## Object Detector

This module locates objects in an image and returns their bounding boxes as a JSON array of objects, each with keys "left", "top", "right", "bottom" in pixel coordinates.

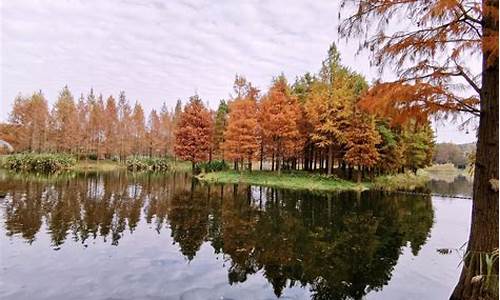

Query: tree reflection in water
[{"left": 0, "top": 171, "right": 434, "bottom": 299}]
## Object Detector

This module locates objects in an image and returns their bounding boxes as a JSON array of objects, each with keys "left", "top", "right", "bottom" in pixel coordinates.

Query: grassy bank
[
  {"left": 372, "top": 171, "right": 430, "bottom": 191},
  {"left": 423, "top": 163, "right": 472, "bottom": 182},
  {"left": 70, "top": 160, "right": 125, "bottom": 172},
  {"left": 198, "top": 170, "right": 432, "bottom": 192},
  {"left": 197, "top": 170, "right": 368, "bottom": 192}
]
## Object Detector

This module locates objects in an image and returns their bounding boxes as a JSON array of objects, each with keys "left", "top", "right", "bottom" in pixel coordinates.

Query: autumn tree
[
  {"left": 9, "top": 91, "right": 49, "bottom": 152},
  {"left": 292, "top": 73, "right": 317, "bottom": 171},
  {"left": 117, "top": 91, "right": 132, "bottom": 160},
  {"left": 49, "top": 86, "right": 78, "bottom": 153},
  {"left": 223, "top": 77, "right": 260, "bottom": 171},
  {"left": 104, "top": 96, "right": 119, "bottom": 158},
  {"left": 87, "top": 90, "right": 105, "bottom": 158},
  {"left": 259, "top": 75, "right": 303, "bottom": 174},
  {"left": 344, "top": 111, "right": 381, "bottom": 182},
  {"left": 160, "top": 102, "right": 174, "bottom": 157},
  {"left": 339, "top": 1, "right": 498, "bottom": 298},
  {"left": 304, "top": 45, "right": 364, "bottom": 174},
  {"left": 174, "top": 95, "right": 213, "bottom": 169},
  {"left": 76, "top": 93, "right": 89, "bottom": 156},
  {"left": 146, "top": 109, "right": 162, "bottom": 157},
  {"left": 131, "top": 102, "right": 146, "bottom": 156}
]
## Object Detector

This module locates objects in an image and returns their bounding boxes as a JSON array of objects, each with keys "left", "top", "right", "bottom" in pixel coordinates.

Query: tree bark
[
  {"left": 260, "top": 141, "right": 263, "bottom": 170},
  {"left": 271, "top": 150, "right": 275, "bottom": 171},
  {"left": 451, "top": 1, "right": 499, "bottom": 299},
  {"left": 327, "top": 144, "right": 333, "bottom": 175}
]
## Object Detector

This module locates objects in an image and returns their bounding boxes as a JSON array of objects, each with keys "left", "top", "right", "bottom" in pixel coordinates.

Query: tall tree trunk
[
  {"left": 327, "top": 144, "right": 333, "bottom": 175},
  {"left": 451, "top": 2, "right": 499, "bottom": 299},
  {"left": 271, "top": 150, "right": 275, "bottom": 171},
  {"left": 313, "top": 149, "right": 317, "bottom": 171},
  {"left": 260, "top": 141, "right": 264, "bottom": 170}
]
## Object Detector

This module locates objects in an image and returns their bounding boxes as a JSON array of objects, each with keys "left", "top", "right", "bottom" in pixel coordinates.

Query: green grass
[
  {"left": 372, "top": 171, "right": 430, "bottom": 191},
  {"left": 170, "top": 160, "right": 192, "bottom": 172},
  {"left": 70, "top": 160, "right": 126, "bottom": 172},
  {"left": 70, "top": 159, "right": 192, "bottom": 173},
  {"left": 197, "top": 170, "right": 368, "bottom": 192}
]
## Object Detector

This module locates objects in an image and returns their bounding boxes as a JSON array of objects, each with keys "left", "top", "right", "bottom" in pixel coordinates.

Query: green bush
[
  {"left": 87, "top": 153, "right": 98, "bottom": 161},
  {"left": 199, "top": 160, "right": 229, "bottom": 173},
  {"left": 4, "top": 153, "right": 76, "bottom": 173},
  {"left": 126, "top": 156, "right": 171, "bottom": 172}
]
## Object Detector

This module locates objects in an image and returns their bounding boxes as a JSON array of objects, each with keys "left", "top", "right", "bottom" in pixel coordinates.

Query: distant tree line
[
  {"left": 0, "top": 44, "right": 435, "bottom": 180},
  {"left": 433, "top": 143, "right": 476, "bottom": 169},
  {"left": 1, "top": 87, "right": 181, "bottom": 160}
]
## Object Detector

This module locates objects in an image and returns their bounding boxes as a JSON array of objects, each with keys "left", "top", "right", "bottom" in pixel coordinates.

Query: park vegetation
[
  {"left": 0, "top": 45, "right": 435, "bottom": 182},
  {"left": 172, "top": 46, "right": 435, "bottom": 182},
  {"left": 0, "top": 1, "right": 496, "bottom": 298}
]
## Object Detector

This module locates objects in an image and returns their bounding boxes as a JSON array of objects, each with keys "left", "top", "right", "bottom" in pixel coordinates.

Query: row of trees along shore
[
  {"left": 1, "top": 0, "right": 496, "bottom": 298},
  {"left": 1, "top": 87, "right": 180, "bottom": 160},
  {"left": 1, "top": 45, "right": 435, "bottom": 181}
]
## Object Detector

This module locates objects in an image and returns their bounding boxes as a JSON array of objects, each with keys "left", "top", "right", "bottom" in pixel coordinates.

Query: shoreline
[
  {"left": 197, "top": 170, "right": 370, "bottom": 192},
  {"left": 197, "top": 170, "right": 431, "bottom": 192}
]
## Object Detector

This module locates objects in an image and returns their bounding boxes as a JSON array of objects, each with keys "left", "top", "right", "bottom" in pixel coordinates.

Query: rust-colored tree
[
  {"left": 339, "top": 1, "right": 498, "bottom": 298},
  {"left": 344, "top": 112, "right": 381, "bottom": 182},
  {"left": 259, "top": 75, "right": 303, "bottom": 174},
  {"left": 174, "top": 95, "right": 213, "bottom": 169},
  {"left": 9, "top": 91, "right": 49, "bottom": 152},
  {"left": 223, "top": 76, "right": 260, "bottom": 171},
  {"left": 49, "top": 86, "right": 78, "bottom": 153}
]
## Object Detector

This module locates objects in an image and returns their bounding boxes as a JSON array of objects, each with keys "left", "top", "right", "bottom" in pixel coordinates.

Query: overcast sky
[{"left": 0, "top": 0, "right": 477, "bottom": 144}]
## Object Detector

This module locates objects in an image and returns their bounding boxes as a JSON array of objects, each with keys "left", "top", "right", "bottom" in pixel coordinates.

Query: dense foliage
[
  {"left": 4, "top": 153, "right": 76, "bottom": 173},
  {"left": 433, "top": 143, "right": 475, "bottom": 168},
  {"left": 198, "top": 160, "right": 229, "bottom": 173},
  {"left": 126, "top": 156, "right": 170, "bottom": 172}
]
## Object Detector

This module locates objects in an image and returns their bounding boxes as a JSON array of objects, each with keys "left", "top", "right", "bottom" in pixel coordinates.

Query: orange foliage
[
  {"left": 222, "top": 76, "right": 260, "bottom": 169},
  {"left": 223, "top": 97, "right": 259, "bottom": 167},
  {"left": 259, "top": 76, "right": 303, "bottom": 169},
  {"left": 174, "top": 95, "right": 213, "bottom": 165},
  {"left": 344, "top": 112, "right": 381, "bottom": 170},
  {"left": 339, "top": 0, "right": 498, "bottom": 121}
]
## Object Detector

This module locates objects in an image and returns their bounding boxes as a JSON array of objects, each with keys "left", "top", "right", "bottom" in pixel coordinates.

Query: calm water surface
[{"left": 0, "top": 170, "right": 472, "bottom": 300}]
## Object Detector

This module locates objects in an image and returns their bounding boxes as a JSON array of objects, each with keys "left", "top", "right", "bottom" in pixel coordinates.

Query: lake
[{"left": 0, "top": 170, "right": 472, "bottom": 300}]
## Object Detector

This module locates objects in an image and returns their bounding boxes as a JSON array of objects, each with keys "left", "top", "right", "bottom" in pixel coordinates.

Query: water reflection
[
  {"left": 426, "top": 175, "right": 473, "bottom": 198},
  {"left": 0, "top": 171, "right": 434, "bottom": 299}
]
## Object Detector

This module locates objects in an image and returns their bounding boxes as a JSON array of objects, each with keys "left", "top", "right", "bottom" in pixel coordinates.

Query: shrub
[
  {"left": 126, "top": 156, "right": 171, "bottom": 172},
  {"left": 4, "top": 153, "right": 76, "bottom": 173},
  {"left": 372, "top": 171, "right": 429, "bottom": 191},
  {"left": 199, "top": 160, "right": 229, "bottom": 173}
]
